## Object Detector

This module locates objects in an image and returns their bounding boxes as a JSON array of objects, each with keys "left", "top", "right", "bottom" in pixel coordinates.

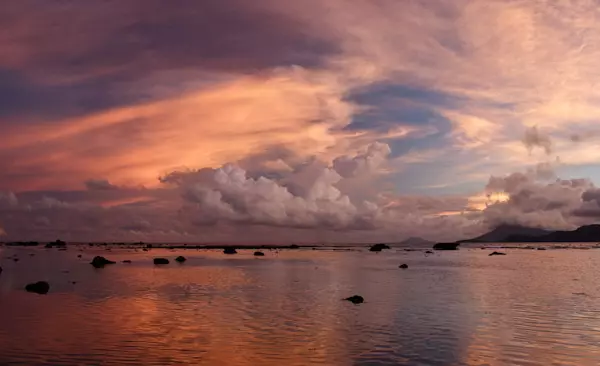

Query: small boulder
[
  {"left": 25, "top": 281, "right": 50, "bottom": 295},
  {"left": 122, "top": 260, "right": 132, "bottom": 264},
  {"left": 13, "top": 258, "right": 19, "bottom": 262},
  {"left": 344, "top": 295, "right": 364, "bottom": 304},
  {"left": 175, "top": 256, "right": 186, "bottom": 263},
  {"left": 425, "top": 250, "right": 433, "bottom": 254},
  {"left": 537, "top": 247, "right": 546, "bottom": 251},
  {"left": 489, "top": 251, "right": 506, "bottom": 256},
  {"left": 153, "top": 258, "right": 169, "bottom": 265},
  {"left": 77, "top": 254, "right": 82, "bottom": 258},
  {"left": 253, "top": 251, "right": 265, "bottom": 256},
  {"left": 142, "top": 248, "right": 149, "bottom": 252},
  {"left": 399, "top": 264, "right": 408, "bottom": 269},
  {"left": 433, "top": 242, "right": 460, "bottom": 250},
  {"left": 223, "top": 248, "right": 237, "bottom": 254},
  {"left": 369, "top": 243, "right": 391, "bottom": 252},
  {"left": 90, "top": 256, "right": 116, "bottom": 268},
  {"left": 0, "top": 266, "right": 2, "bottom": 274}
]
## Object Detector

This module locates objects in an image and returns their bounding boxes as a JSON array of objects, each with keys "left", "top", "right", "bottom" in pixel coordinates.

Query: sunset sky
[{"left": 2, "top": 0, "right": 600, "bottom": 243}]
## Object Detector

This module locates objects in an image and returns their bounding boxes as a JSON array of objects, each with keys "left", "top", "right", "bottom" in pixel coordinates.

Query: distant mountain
[
  {"left": 399, "top": 237, "right": 434, "bottom": 247},
  {"left": 505, "top": 224, "right": 600, "bottom": 243},
  {"left": 463, "top": 224, "right": 552, "bottom": 243}
]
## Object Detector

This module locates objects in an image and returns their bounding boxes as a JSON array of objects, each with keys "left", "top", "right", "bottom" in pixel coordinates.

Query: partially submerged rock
[
  {"left": 433, "top": 242, "right": 460, "bottom": 250},
  {"left": 45, "top": 239, "right": 67, "bottom": 248},
  {"left": 489, "top": 251, "right": 506, "bottom": 256},
  {"left": 253, "top": 251, "right": 265, "bottom": 256},
  {"left": 399, "top": 264, "right": 408, "bottom": 269},
  {"left": 25, "top": 281, "right": 50, "bottom": 295},
  {"left": 344, "top": 295, "right": 364, "bottom": 304},
  {"left": 537, "top": 247, "right": 546, "bottom": 251},
  {"left": 153, "top": 258, "right": 169, "bottom": 265},
  {"left": 425, "top": 250, "right": 433, "bottom": 254},
  {"left": 369, "top": 243, "right": 391, "bottom": 252},
  {"left": 175, "top": 256, "right": 186, "bottom": 263},
  {"left": 122, "top": 260, "right": 132, "bottom": 264},
  {"left": 223, "top": 247, "right": 237, "bottom": 254},
  {"left": 77, "top": 254, "right": 82, "bottom": 258},
  {"left": 90, "top": 256, "right": 116, "bottom": 268}
]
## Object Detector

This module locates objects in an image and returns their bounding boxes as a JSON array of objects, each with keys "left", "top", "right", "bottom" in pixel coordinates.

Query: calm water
[{"left": 1, "top": 246, "right": 600, "bottom": 365}]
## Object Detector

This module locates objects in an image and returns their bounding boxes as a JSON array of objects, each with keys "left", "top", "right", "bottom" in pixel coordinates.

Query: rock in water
[
  {"left": 122, "top": 260, "right": 132, "bottom": 264},
  {"left": 0, "top": 266, "right": 2, "bottom": 274},
  {"left": 290, "top": 244, "right": 299, "bottom": 249},
  {"left": 489, "top": 251, "right": 506, "bottom": 256},
  {"left": 253, "top": 251, "right": 265, "bottom": 256},
  {"left": 90, "top": 256, "right": 116, "bottom": 268},
  {"left": 399, "top": 264, "right": 408, "bottom": 269},
  {"left": 153, "top": 258, "right": 169, "bottom": 265},
  {"left": 223, "top": 248, "right": 237, "bottom": 254},
  {"left": 77, "top": 254, "right": 82, "bottom": 258},
  {"left": 25, "top": 281, "right": 50, "bottom": 295},
  {"left": 369, "top": 243, "right": 391, "bottom": 252},
  {"left": 344, "top": 295, "right": 364, "bottom": 304},
  {"left": 175, "top": 256, "right": 186, "bottom": 263},
  {"left": 433, "top": 242, "right": 460, "bottom": 250},
  {"left": 425, "top": 250, "right": 433, "bottom": 254}
]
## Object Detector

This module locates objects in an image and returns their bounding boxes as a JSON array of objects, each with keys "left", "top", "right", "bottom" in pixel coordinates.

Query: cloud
[
  {"left": 482, "top": 166, "right": 597, "bottom": 230},
  {"left": 85, "top": 179, "right": 118, "bottom": 191},
  {"left": 523, "top": 126, "right": 552, "bottom": 155}
]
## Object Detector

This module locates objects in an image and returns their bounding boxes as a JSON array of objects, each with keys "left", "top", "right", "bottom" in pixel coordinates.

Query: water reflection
[{"left": 0, "top": 247, "right": 600, "bottom": 365}]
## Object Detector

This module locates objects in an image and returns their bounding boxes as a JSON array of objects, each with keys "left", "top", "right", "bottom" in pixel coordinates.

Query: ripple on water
[{"left": 1, "top": 247, "right": 600, "bottom": 365}]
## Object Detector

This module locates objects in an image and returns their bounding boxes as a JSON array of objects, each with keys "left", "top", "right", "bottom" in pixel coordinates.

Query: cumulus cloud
[
  {"left": 333, "top": 142, "right": 391, "bottom": 178},
  {"left": 482, "top": 166, "right": 598, "bottom": 230},
  {"left": 162, "top": 163, "right": 379, "bottom": 230}
]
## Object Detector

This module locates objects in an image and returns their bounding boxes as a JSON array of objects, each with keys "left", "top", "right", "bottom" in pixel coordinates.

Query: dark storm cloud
[
  {"left": 1, "top": 0, "right": 334, "bottom": 76},
  {"left": 0, "top": 0, "right": 336, "bottom": 121}
]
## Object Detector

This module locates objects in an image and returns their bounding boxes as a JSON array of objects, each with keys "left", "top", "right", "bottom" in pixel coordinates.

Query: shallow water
[{"left": 1, "top": 246, "right": 600, "bottom": 365}]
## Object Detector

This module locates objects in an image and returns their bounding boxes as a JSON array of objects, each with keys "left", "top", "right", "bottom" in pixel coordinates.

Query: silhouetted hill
[
  {"left": 463, "top": 224, "right": 552, "bottom": 243},
  {"left": 399, "top": 237, "right": 434, "bottom": 247},
  {"left": 505, "top": 224, "right": 600, "bottom": 242}
]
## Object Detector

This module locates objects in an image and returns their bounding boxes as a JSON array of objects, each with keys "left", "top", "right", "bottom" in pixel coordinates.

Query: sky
[{"left": 2, "top": 0, "right": 600, "bottom": 243}]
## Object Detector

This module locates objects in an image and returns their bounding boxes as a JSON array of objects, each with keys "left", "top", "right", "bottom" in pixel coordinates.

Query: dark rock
[
  {"left": 223, "top": 248, "right": 238, "bottom": 254},
  {"left": 25, "top": 281, "right": 50, "bottom": 295},
  {"left": 45, "top": 239, "right": 67, "bottom": 248},
  {"left": 433, "top": 242, "right": 460, "bottom": 250},
  {"left": 142, "top": 248, "right": 148, "bottom": 252},
  {"left": 425, "top": 250, "right": 433, "bottom": 254},
  {"left": 71, "top": 281, "right": 77, "bottom": 284},
  {"left": 344, "top": 295, "right": 364, "bottom": 304},
  {"left": 77, "top": 254, "right": 82, "bottom": 258},
  {"left": 0, "top": 266, "right": 2, "bottom": 274},
  {"left": 369, "top": 243, "right": 391, "bottom": 252},
  {"left": 90, "top": 256, "right": 116, "bottom": 268},
  {"left": 13, "top": 258, "right": 19, "bottom": 262},
  {"left": 290, "top": 244, "right": 299, "bottom": 249},
  {"left": 175, "top": 256, "right": 186, "bottom": 263},
  {"left": 88, "top": 243, "right": 94, "bottom": 246},
  {"left": 153, "top": 258, "right": 169, "bottom": 265},
  {"left": 122, "top": 260, "right": 132, "bottom": 263},
  {"left": 537, "top": 247, "right": 546, "bottom": 250},
  {"left": 253, "top": 251, "right": 265, "bottom": 256},
  {"left": 399, "top": 264, "right": 408, "bottom": 269},
  {"left": 489, "top": 251, "right": 506, "bottom": 256}
]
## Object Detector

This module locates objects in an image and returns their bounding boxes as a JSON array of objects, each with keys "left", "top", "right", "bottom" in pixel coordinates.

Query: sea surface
[{"left": 1, "top": 245, "right": 600, "bottom": 365}]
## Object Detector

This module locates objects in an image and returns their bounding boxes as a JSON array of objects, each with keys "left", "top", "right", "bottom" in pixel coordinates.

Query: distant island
[{"left": 462, "top": 224, "right": 600, "bottom": 243}]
